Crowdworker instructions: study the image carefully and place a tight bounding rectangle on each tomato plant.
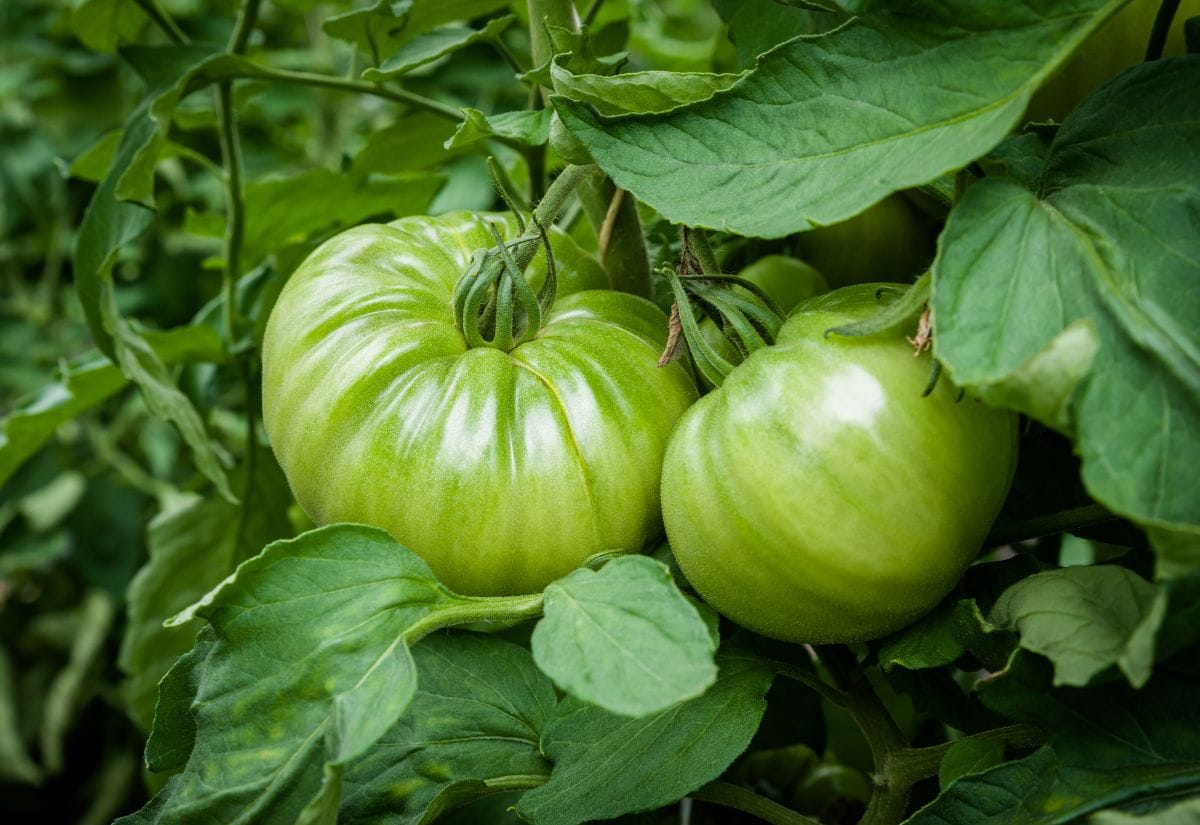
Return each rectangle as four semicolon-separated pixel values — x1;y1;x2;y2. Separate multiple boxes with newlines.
5;1;1200;824
262;211;696;595
664;285;1018;643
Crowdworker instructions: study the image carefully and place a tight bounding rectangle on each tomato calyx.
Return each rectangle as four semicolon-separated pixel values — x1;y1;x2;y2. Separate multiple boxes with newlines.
658;227;788;388
452;217;557;351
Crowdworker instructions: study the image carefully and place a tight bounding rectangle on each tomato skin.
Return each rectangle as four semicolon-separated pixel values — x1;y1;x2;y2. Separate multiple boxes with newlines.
662;284;1017;643
792;195;934;288
262;212;697;596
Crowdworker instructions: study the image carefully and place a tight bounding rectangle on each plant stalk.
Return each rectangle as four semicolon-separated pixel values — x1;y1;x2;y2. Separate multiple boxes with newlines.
132;0;188;44
983;503;1115;549
1145;0;1182;60
403;593;546;643
690;781;820;825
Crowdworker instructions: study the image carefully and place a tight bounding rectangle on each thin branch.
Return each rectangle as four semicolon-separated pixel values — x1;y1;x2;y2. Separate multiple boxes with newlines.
690;781;820;825
983;503;1115;549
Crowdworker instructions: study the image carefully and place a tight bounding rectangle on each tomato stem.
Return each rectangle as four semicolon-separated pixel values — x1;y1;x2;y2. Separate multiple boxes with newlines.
982;503;1115;549
689;781;822;825
1145;0;1182;60
403;593;546;644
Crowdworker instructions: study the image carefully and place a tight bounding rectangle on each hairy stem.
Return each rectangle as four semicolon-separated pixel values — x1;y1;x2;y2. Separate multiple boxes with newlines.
885;724;1045;788
690;781;820;825
577;170;653;297
404;593;545;643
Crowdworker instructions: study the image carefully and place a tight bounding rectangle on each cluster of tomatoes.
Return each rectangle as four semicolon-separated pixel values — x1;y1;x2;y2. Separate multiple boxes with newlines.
261;201;1016;645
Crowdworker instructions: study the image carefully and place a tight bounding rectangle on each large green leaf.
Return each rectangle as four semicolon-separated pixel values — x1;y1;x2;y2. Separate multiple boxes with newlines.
339;634;554;824
515;653;773;825
933;57;1200;569
363;15;514;80
908;652;1200;823
554;0;1125;238
123;526;465;824
530;555;717;717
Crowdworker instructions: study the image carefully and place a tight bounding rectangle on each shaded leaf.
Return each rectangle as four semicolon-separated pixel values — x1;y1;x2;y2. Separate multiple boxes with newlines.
322;0;510;63
990;567;1164;688
908;653;1200;824
340;634;555;824
938;738;1005;792
551;62;741;116
515;653;773;825
70;0;147;54
555;0;1126;238
531;555;717;718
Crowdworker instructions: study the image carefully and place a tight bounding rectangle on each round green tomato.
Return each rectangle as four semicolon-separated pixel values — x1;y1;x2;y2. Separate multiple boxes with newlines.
662;284;1017;643
1025;0;1198;124
262;212;697;596
700;254;829;380
792;194;934;288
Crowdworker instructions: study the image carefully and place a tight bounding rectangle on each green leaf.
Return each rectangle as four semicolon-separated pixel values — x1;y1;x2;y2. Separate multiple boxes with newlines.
340;634;555;824
710;0;838;68
445;108;552;150
515;653;773;825
363;15;515;80
102;297;235;502
990;567;1164;689
938;738;1005;792
70;0;147;54
144;628;215;774
933;57;1200;568
551;62;741;115
351;116;461;175
118;449;294;732
554;0;1127;238
0;325;224;487
322;0;510;62
67;130;122;182
531;555;717;717
127;525;462;824
878;599;968;672
234;168;443;267
909;653;1200;824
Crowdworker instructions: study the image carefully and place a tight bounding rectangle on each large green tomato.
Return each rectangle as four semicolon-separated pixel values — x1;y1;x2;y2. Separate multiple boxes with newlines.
1025;0;1198;123
262;212;697;595
661;284;1017;643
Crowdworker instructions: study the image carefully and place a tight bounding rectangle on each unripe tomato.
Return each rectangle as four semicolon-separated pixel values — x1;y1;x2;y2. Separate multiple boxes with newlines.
262;212;697;595
792;195;935;288
662;284;1017;643
1025;0;1198;124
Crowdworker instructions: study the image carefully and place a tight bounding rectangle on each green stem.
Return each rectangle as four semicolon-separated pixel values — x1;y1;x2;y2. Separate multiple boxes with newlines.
1145;0;1182;60
690;781;820;825
774;662;849;707
687;227;721;275
582;0;608;28
884;724;1045;788
527;0;579;69
403;593;545;644
260;67;463;121
577;170;653;297
132;0;188;44
818;647;911;825
983;503;1115;549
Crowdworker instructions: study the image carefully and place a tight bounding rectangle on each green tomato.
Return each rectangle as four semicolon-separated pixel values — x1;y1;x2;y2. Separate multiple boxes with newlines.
661;284;1017;643
262;212;697;595
792;194;934;288
1025;0;1198;124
